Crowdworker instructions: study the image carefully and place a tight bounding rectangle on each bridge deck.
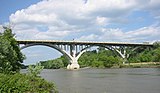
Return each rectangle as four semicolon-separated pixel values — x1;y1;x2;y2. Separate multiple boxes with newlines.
17;40;153;46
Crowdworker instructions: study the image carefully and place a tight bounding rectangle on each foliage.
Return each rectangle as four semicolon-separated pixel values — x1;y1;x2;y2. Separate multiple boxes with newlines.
153;41;160;49
0;27;25;74
59;56;69;67
79;51;97;67
40;58;64;69
91;60;104;68
152;47;160;62
139;53;152;62
0;73;58;93
78;48;122;68
103;56;122;68
27;63;44;77
128;46;160;63
0;27;58;93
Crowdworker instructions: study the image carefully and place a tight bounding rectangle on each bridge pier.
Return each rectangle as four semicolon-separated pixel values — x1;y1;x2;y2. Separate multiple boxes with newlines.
67;48;80;70
67;63;80;70
111;46;140;64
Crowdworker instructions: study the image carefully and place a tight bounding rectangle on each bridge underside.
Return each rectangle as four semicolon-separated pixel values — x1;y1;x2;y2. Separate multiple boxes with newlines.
18;40;152;70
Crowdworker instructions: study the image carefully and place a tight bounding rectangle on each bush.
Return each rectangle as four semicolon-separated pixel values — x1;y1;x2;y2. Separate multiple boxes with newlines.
91;60;105;68
40;59;64;69
0;73;58;93
27;63;44;77
103;56;121;68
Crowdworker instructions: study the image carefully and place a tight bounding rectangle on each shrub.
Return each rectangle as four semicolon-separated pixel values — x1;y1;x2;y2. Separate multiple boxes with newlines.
27;63;44;77
0;73;58;93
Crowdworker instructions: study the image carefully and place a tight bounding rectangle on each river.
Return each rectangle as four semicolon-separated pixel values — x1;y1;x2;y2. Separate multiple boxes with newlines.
39;68;160;93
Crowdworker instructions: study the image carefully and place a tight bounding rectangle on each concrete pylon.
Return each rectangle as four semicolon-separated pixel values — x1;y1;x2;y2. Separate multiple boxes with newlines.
66;49;87;70
67;62;80;70
67;51;80;70
112;46;127;64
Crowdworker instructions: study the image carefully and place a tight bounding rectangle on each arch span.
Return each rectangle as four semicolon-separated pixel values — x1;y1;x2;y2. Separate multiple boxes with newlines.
20;43;94;69
20;43;138;69
20;43;72;61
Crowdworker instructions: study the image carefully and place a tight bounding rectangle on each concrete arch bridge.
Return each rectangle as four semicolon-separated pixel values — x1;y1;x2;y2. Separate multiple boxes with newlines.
17;40;153;70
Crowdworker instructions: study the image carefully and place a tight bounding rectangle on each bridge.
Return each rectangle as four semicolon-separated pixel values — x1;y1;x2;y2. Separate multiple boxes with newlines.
17;40;153;70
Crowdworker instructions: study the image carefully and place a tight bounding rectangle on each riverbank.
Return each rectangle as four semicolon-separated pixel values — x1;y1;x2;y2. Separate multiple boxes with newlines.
81;62;160;69
119;62;160;68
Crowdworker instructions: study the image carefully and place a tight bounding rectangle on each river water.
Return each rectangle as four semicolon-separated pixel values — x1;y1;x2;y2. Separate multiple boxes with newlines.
40;68;160;93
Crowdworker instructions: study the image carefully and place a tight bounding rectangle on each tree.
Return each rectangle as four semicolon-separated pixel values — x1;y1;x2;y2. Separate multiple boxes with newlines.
40;58;64;69
91;60;104;68
153;41;160;49
60;56;69;67
152;47;160;62
103;56;118;68
0;27;25;73
27;63;44;77
139;53;152;62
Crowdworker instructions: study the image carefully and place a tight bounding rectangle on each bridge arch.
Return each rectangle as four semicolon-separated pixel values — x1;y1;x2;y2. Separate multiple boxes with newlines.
20;43;94;69
20;43;72;61
77;45;133;64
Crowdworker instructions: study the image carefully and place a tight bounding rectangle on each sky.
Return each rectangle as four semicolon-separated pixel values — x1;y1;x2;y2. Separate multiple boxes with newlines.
0;0;160;65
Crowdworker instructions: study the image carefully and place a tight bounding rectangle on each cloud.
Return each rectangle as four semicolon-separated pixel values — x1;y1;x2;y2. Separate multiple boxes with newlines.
9;0;160;42
83;0;137;17
78;23;160;43
0;25;3;33
138;0;160;19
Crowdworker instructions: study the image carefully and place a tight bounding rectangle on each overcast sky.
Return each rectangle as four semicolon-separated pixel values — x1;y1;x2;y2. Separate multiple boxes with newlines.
1;0;160;65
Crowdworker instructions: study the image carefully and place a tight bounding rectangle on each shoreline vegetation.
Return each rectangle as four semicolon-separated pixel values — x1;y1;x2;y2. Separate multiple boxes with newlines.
0;27;58;93
0;73;58;93
75;62;160;69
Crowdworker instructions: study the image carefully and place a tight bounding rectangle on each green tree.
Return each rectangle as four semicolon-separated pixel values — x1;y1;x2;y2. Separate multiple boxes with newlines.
152;47;160;62
139;53;152;62
153;41;160;49
27;63;44;77
79;51;97;67
91;60;104;68
0;27;25;73
60;56;69;67
40;58;64;69
103;56;115;68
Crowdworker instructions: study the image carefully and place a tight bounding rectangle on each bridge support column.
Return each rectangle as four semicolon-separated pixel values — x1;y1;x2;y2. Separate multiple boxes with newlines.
67;47;80;70
112;46;128;64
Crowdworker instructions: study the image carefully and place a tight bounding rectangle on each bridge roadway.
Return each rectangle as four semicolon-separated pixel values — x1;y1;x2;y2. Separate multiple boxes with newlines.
17;40;152;46
17;40;153;70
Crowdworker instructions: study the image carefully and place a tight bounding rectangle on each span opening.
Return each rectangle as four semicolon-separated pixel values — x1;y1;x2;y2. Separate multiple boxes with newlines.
21;45;63;65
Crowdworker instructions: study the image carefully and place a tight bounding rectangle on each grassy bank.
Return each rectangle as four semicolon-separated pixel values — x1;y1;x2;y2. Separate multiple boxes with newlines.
120;62;160;68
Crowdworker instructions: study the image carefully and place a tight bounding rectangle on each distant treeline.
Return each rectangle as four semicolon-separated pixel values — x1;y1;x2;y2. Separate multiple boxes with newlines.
39;42;160;69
